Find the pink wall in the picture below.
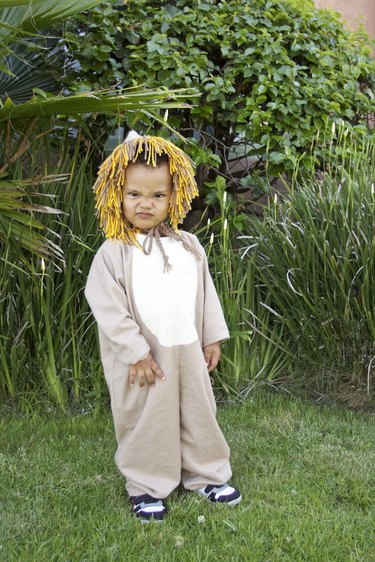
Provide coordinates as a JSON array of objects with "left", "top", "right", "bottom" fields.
[{"left": 314, "top": 0, "right": 375, "bottom": 39}]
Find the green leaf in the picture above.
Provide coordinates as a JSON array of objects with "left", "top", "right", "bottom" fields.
[
  {"left": 0, "top": 88, "right": 198, "bottom": 122},
  {"left": 0, "top": 0, "right": 42, "bottom": 5},
  {"left": 268, "top": 151, "right": 286, "bottom": 164}
]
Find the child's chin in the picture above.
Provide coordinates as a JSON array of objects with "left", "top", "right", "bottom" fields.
[{"left": 135, "top": 220, "right": 162, "bottom": 231}]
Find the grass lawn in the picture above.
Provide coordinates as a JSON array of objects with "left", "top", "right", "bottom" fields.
[{"left": 1, "top": 391, "right": 374, "bottom": 561}]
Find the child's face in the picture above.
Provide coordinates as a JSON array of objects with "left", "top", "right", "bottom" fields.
[{"left": 121, "top": 162, "right": 172, "bottom": 232}]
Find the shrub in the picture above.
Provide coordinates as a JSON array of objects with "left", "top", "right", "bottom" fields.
[{"left": 60, "top": 0, "right": 374, "bottom": 186}]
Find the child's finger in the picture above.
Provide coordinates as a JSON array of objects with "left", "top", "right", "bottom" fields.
[
  {"left": 204, "top": 351, "right": 213, "bottom": 369},
  {"left": 138, "top": 370, "right": 146, "bottom": 387},
  {"left": 207, "top": 351, "right": 219, "bottom": 372},
  {"left": 129, "top": 366, "right": 137, "bottom": 386},
  {"left": 145, "top": 366, "right": 155, "bottom": 385},
  {"left": 204, "top": 350, "right": 211, "bottom": 366},
  {"left": 151, "top": 361, "right": 166, "bottom": 381}
]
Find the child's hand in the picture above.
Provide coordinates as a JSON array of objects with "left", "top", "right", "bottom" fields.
[
  {"left": 203, "top": 342, "right": 221, "bottom": 373},
  {"left": 129, "top": 353, "right": 166, "bottom": 387}
]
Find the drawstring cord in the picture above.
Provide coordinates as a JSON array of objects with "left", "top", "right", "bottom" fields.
[{"left": 142, "top": 223, "right": 201, "bottom": 273}]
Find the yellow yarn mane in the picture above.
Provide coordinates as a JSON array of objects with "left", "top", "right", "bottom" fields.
[{"left": 93, "top": 135, "right": 199, "bottom": 245}]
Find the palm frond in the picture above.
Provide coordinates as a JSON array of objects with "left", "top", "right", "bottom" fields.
[
  {"left": 0, "top": 0, "right": 43, "bottom": 6},
  {"left": 0, "top": 0, "right": 109, "bottom": 58},
  {"left": 1, "top": 0, "right": 109, "bottom": 34},
  {"left": 0, "top": 39, "right": 57, "bottom": 102},
  {"left": 0, "top": 87, "right": 197, "bottom": 122},
  {"left": 0, "top": 176, "right": 67, "bottom": 259}
]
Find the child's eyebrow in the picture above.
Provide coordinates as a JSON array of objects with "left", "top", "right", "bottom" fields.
[{"left": 124, "top": 187, "right": 170, "bottom": 193}]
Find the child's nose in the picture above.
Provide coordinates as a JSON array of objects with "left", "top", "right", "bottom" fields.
[{"left": 139, "top": 197, "right": 152, "bottom": 208}]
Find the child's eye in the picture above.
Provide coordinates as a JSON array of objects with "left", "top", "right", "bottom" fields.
[
  {"left": 155, "top": 194, "right": 166, "bottom": 199},
  {"left": 128, "top": 192, "right": 139, "bottom": 197}
]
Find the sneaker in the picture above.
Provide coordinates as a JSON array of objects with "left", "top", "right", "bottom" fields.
[
  {"left": 131, "top": 494, "right": 166, "bottom": 522},
  {"left": 197, "top": 483, "right": 242, "bottom": 506}
]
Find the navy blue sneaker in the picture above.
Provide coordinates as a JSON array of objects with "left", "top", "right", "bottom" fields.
[
  {"left": 131, "top": 494, "right": 166, "bottom": 522},
  {"left": 197, "top": 484, "right": 242, "bottom": 505}
]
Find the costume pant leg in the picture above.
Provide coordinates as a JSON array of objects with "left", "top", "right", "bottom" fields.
[
  {"left": 108, "top": 341, "right": 231, "bottom": 498},
  {"left": 179, "top": 341, "right": 232, "bottom": 490},
  {"left": 108, "top": 346, "right": 182, "bottom": 499}
]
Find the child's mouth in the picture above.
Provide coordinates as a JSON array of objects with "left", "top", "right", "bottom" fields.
[{"left": 137, "top": 213, "right": 153, "bottom": 219}]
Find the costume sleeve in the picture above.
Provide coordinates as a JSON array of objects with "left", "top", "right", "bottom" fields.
[
  {"left": 201, "top": 250, "right": 230, "bottom": 346},
  {"left": 184, "top": 233, "right": 230, "bottom": 347},
  {"left": 84, "top": 241, "right": 150, "bottom": 365}
]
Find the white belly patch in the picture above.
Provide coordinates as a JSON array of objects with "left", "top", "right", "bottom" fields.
[{"left": 132, "top": 236, "right": 198, "bottom": 346}]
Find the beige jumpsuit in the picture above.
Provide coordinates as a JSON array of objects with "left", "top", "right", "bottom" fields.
[{"left": 85, "top": 231, "right": 232, "bottom": 499}]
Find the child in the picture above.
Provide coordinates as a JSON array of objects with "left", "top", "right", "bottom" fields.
[{"left": 85, "top": 131, "right": 241, "bottom": 522}]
